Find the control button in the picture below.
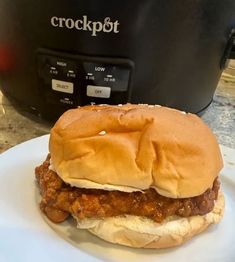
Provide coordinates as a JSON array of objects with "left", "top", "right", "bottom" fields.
[
  {"left": 85, "top": 73, "right": 95, "bottom": 80},
  {"left": 52, "top": 79, "right": 74, "bottom": 94},
  {"left": 86, "top": 85, "right": 111, "bottom": 98},
  {"left": 49, "top": 66, "right": 58, "bottom": 75},
  {"left": 67, "top": 70, "right": 76, "bottom": 78},
  {"left": 104, "top": 74, "right": 116, "bottom": 82}
]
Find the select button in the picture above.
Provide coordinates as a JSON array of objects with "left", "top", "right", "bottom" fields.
[
  {"left": 86, "top": 85, "right": 111, "bottom": 98},
  {"left": 52, "top": 79, "right": 74, "bottom": 94}
]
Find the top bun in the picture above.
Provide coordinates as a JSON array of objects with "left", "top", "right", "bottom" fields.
[{"left": 49, "top": 104, "right": 223, "bottom": 198}]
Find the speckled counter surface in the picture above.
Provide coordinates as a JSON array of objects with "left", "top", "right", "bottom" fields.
[
  {"left": 0, "top": 95, "right": 51, "bottom": 153},
  {"left": 202, "top": 75, "right": 235, "bottom": 149},
  {"left": 0, "top": 69, "right": 235, "bottom": 153}
]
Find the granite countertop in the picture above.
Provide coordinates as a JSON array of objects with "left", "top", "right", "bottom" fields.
[
  {"left": 0, "top": 96, "right": 51, "bottom": 153},
  {"left": 0, "top": 66, "right": 235, "bottom": 154},
  {"left": 202, "top": 66, "right": 235, "bottom": 149}
]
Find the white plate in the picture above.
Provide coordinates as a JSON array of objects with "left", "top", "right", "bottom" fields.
[{"left": 0, "top": 135, "right": 235, "bottom": 262}]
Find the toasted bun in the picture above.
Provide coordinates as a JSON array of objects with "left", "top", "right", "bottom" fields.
[
  {"left": 73, "top": 191, "right": 224, "bottom": 249},
  {"left": 49, "top": 104, "right": 223, "bottom": 198}
]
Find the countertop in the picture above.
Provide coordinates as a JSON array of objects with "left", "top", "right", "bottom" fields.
[{"left": 0, "top": 65, "right": 235, "bottom": 154}]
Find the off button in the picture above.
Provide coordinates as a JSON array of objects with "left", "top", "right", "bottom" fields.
[{"left": 86, "top": 85, "right": 111, "bottom": 98}]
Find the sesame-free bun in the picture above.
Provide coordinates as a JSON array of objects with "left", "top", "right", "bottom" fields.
[
  {"left": 49, "top": 104, "right": 223, "bottom": 198},
  {"left": 74, "top": 191, "right": 224, "bottom": 249}
]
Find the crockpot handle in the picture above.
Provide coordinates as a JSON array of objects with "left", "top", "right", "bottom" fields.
[{"left": 221, "top": 30, "right": 235, "bottom": 69}]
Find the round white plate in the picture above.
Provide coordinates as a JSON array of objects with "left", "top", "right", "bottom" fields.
[{"left": 0, "top": 135, "right": 235, "bottom": 262}]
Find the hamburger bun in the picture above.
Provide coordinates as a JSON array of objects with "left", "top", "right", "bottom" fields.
[{"left": 49, "top": 104, "right": 223, "bottom": 198}]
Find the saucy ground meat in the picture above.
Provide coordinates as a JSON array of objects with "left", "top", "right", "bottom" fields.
[{"left": 35, "top": 155, "right": 220, "bottom": 224}]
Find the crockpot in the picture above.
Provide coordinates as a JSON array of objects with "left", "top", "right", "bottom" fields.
[{"left": 0, "top": 0, "right": 235, "bottom": 120}]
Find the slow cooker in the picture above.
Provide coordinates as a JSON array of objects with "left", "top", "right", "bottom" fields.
[{"left": 0, "top": 0, "right": 235, "bottom": 120}]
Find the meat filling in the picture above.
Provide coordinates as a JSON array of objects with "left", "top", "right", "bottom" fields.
[{"left": 35, "top": 155, "right": 220, "bottom": 224}]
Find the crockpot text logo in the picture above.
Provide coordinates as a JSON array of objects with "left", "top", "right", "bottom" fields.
[{"left": 51, "top": 16, "right": 120, "bottom": 36}]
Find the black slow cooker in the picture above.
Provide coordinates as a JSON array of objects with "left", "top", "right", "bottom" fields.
[{"left": 0, "top": 0, "right": 235, "bottom": 120}]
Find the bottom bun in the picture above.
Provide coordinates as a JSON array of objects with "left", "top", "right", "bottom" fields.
[{"left": 74, "top": 191, "right": 224, "bottom": 249}]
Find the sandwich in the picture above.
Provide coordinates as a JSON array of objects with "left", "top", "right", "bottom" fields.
[{"left": 35, "top": 104, "right": 224, "bottom": 248}]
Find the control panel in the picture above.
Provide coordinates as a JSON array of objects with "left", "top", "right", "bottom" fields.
[{"left": 37, "top": 49, "right": 133, "bottom": 112}]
